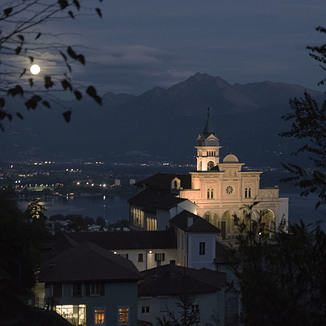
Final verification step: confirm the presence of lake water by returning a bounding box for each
[19,194,131,224]
[19,192,326,228]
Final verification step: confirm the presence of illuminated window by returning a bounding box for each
[118,307,129,324]
[94,308,105,325]
[56,304,86,326]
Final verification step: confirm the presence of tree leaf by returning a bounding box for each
[42,101,51,109]
[63,111,72,123]
[28,78,34,87]
[68,11,74,19]
[0,98,5,108]
[15,46,22,55]
[67,46,78,59]
[25,95,42,110]
[61,79,72,91]
[77,54,85,65]
[74,90,82,100]
[8,85,24,96]
[17,35,24,42]
[58,0,68,10]
[86,86,102,105]
[29,56,34,63]
[44,75,54,89]
[96,8,102,18]
[35,33,41,40]
[73,0,80,10]
[4,7,13,16]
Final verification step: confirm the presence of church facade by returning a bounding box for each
[178,109,288,240]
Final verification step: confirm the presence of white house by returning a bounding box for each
[169,210,219,270]
[138,264,229,326]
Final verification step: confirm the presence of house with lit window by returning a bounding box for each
[128,189,197,231]
[39,241,142,326]
[46,230,178,272]
[138,263,229,326]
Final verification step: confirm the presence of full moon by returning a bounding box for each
[30,64,41,75]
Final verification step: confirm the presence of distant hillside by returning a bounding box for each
[0,73,323,167]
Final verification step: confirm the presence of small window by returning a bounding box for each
[248,188,252,198]
[118,307,129,324]
[207,189,210,199]
[138,253,143,262]
[155,253,165,262]
[199,242,205,256]
[53,283,62,297]
[94,309,105,325]
[191,304,199,313]
[245,188,248,198]
[86,282,105,296]
[73,283,82,297]
[141,306,150,314]
[211,189,214,199]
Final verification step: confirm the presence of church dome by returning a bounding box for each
[223,153,239,163]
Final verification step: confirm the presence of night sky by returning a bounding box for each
[50,0,326,95]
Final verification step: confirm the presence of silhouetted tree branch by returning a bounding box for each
[280,26,326,208]
[0,0,102,130]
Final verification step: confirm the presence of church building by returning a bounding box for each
[129,109,288,241]
[178,109,288,240]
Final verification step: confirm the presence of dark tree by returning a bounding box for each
[0,0,102,130]
[0,188,49,312]
[232,205,326,326]
[281,26,326,208]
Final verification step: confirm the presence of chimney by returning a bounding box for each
[187,217,193,227]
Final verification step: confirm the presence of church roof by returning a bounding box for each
[135,173,191,191]
[170,210,220,233]
[128,189,187,213]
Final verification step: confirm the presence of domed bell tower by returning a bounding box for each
[195,108,221,171]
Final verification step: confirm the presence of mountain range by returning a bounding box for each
[1,73,323,167]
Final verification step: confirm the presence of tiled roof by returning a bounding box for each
[138,264,227,297]
[135,173,191,191]
[128,189,186,212]
[170,210,220,233]
[40,241,142,283]
[45,230,177,257]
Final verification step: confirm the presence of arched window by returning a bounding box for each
[248,188,251,198]
[207,189,210,199]
[245,188,248,198]
[207,161,214,170]
[211,189,214,199]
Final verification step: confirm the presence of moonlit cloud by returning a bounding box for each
[48,0,326,94]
